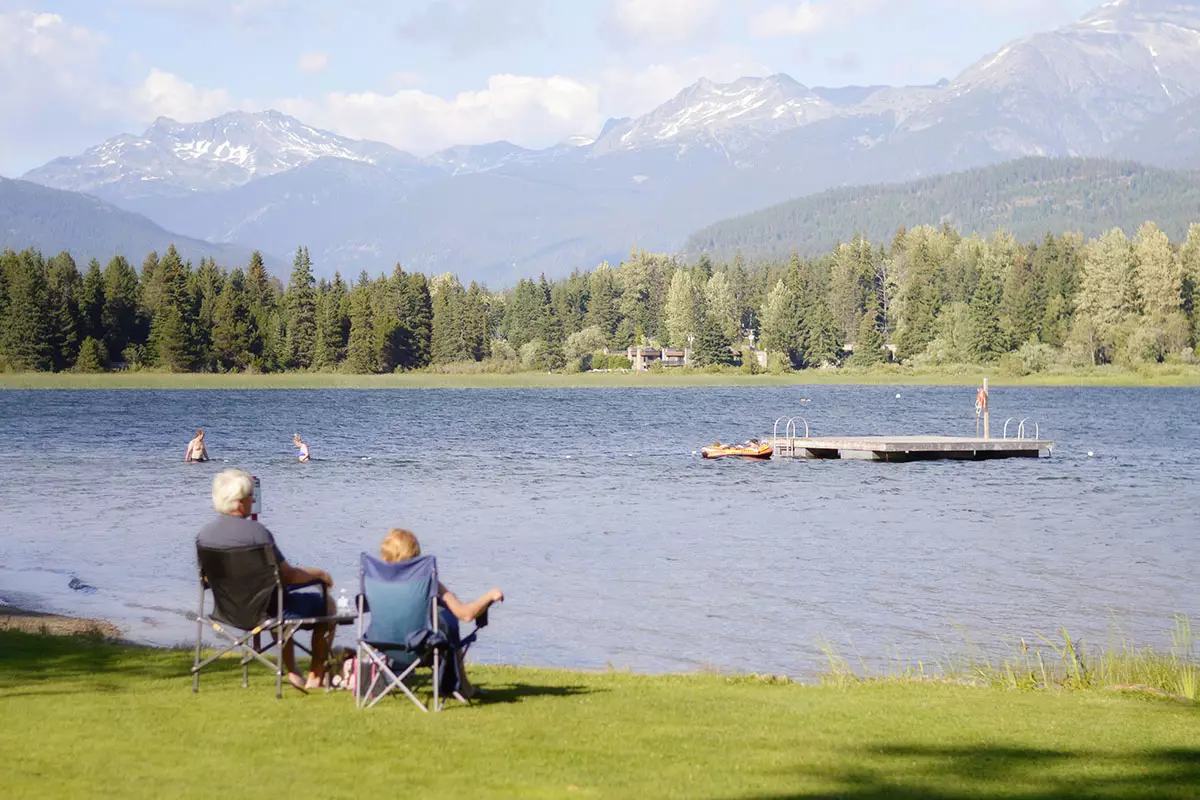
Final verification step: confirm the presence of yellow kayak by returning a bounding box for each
[701,442,773,460]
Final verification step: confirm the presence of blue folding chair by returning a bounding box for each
[355,553,482,712]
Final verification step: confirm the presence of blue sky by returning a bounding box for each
[0,0,1100,175]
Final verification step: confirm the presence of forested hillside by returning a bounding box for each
[683,159,1200,263]
[2,219,1199,376]
[0,178,259,270]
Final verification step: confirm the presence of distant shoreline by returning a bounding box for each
[1,366,1199,390]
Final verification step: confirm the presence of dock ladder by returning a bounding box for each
[771,417,810,458]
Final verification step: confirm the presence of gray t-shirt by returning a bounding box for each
[196,514,286,564]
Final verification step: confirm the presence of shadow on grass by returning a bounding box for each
[749,744,1200,800]
[473,682,599,706]
[0,630,199,692]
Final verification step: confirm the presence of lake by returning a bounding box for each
[0,386,1196,677]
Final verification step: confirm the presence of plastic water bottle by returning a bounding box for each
[336,588,351,615]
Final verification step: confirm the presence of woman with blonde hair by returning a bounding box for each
[379,528,503,698]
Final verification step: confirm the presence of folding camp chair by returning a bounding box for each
[191,544,348,699]
[355,553,485,712]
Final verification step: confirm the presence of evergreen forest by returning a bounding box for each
[2,220,1200,376]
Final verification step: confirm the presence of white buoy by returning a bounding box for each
[1087,451,1094,457]
[895,393,901,399]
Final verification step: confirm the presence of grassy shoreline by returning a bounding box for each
[2,364,1200,389]
[3,629,1198,798]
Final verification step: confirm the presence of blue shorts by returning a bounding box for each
[282,588,327,620]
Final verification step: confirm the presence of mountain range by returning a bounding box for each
[11,0,1200,283]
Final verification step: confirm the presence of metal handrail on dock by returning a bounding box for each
[771,417,810,457]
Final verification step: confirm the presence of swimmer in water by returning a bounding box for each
[185,429,209,463]
[293,433,310,462]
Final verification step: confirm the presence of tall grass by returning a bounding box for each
[820,615,1199,702]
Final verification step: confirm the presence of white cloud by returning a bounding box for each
[297,51,329,74]
[606,0,723,44]
[750,3,832,38]
[750,0,880,39]
[279,74,603,153]
[131,68,249,121]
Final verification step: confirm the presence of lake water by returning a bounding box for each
[0,386,1196,677]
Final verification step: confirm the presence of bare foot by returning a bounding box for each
[287,672,309,693]
[304,673,323,691]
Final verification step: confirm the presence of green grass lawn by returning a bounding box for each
[2,631,1197,799]
[2,364,1200,389]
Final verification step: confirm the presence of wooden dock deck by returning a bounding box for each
[770,435,1053,462]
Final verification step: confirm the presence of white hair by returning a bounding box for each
[212,469,254,515]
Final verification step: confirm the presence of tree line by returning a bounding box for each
[2,220,1199,374]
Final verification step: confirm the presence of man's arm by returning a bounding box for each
[279,560,332,587]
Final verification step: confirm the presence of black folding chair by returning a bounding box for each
[191,544,346,699]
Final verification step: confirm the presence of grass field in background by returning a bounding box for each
[2,364,1200,389]
[2,630,1198,799]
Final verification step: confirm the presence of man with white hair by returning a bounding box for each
[197,468,335,692]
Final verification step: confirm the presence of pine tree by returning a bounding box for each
[211,269,260,370]
[465,281,491,362]
[967,260,1006,361]
[344,273,376,373]
[999,240,1042,346]
[759,278,800,365]
[502,278,545,351]
[370,274,402,373]
[848,295,885,366]
[101,255,140,364]
[1075,228,1134,364]
[191,257,224,371]
[147,245,196,370]
[664,269,699,348]
[80,259,105,344]
[617,248,653,338]
[0,250,53,371]
[138,251,163,322]
[536,276,565,370]
[431,275,466,364]
[585,263,619,343]
[691,312,733,367]
[704,271,740,342]
[74,336,106,372]
[803,301,842,367]
[1182,224,1200,346]
[399,272,433,369]
[1133,221,1182,318]
[829,238,874,342]
[45,252,82,370]
[283,246,317,369]
[314,272,349,370]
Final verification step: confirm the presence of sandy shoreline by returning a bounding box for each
[0,603,123,639]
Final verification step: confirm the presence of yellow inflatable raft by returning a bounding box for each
[701,441,773,460]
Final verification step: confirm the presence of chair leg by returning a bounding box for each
[432,649,440,713]
[275,624,284,700]
[193,583,205,694]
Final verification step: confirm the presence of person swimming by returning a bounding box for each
[293,433,310,462]
[185,429,209,463]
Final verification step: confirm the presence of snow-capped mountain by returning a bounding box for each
[13,0,1200,284]
[591,75,838,158]
[22,110,424,199]
[899,0,1200,156]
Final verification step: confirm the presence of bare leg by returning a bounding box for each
[305,623,332,689]
[282,639,307,690]
[304,594,336,689]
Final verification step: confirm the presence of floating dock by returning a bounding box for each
[770,435,1053,462]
